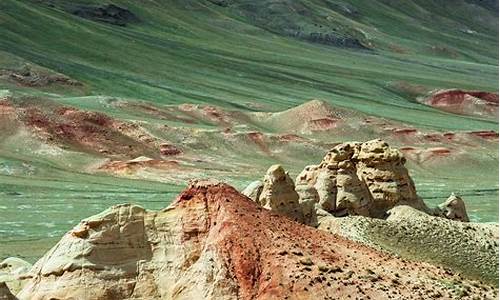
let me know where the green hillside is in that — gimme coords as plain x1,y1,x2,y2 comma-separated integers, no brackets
0,0,497,129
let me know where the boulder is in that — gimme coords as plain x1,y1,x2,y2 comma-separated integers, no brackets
0,257,31,295
436,193,470,222
241,180,263,201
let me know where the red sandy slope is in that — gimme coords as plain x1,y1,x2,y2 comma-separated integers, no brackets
173,181,495,300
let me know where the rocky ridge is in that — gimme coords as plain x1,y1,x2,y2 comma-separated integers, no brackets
13,181,497,299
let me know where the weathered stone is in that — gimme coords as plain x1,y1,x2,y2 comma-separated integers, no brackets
437,193,470,222
241,180,263,202
295,139,426,219
356,139,428,216
0,257,31,295
258,165,304,223
252,139,471,223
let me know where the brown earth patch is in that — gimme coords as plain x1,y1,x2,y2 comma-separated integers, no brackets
428,147,452,156
307,117,338,131
1,66,81,87
160,143,182,156
469,130,499,140
399,147,416,152
276,134,308,142
248,131,270,154
98,157,180,173
393,128,418,135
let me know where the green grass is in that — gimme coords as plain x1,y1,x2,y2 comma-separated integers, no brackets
0,0,497,131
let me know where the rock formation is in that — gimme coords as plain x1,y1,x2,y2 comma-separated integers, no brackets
435,193,470,222
244,139,476,224
297,142,373,217
241,180,263,201
294,139,427,219
356,139,427,216
17,181,496,299
257,165,305,223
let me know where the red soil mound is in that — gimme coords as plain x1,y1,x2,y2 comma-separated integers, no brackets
12,103,181,159
423,89,498,118
17,181,497,299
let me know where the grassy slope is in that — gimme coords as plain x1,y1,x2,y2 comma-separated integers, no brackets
0,0,497,130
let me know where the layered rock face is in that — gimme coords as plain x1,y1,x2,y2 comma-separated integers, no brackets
17,181,495,300
356,139,427,216
247,139,474,224
295,139,427,219
296,142,372,218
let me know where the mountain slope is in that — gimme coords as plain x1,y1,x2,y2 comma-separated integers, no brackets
0,0,497,130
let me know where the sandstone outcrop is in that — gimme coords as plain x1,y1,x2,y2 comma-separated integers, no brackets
18,181,496,299
241,180,263,201
245,139,476,223
435,193,470,222
356,139,427,216
296,142,373,217
294,139,427,219
257,165,305,223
